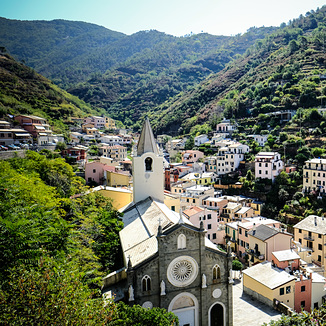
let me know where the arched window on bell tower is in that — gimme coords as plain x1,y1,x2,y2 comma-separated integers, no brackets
145,157,153,171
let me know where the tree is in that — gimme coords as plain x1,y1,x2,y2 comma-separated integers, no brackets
289,39,299,53
0,256,178,326
232,259,243,271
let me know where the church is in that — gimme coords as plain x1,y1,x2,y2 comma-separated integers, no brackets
103,119,233,326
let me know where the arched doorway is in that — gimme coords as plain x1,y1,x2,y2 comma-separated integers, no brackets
209,302,224,326
168,293,198,326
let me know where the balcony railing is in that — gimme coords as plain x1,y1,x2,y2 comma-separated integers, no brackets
303,235,315,241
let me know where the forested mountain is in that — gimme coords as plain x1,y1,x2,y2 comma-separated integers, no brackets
0,17,277,129
0,52,99,133
1,7,326,134
149,6,326,134
68,27,276,129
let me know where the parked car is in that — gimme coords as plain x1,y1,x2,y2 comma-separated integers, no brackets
0,145,8,151
7,144,20,150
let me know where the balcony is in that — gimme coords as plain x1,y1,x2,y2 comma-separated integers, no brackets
303,235,315,241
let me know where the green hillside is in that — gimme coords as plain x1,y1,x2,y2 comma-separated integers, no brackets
149,6,326,134
0,52,99,134
67,27,276,129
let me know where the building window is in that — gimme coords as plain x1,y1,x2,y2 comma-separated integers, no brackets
245,231,248,237
208,214,211,219
280,287,284,295
301,285,305,292
319,244,322,251
208,234,210,239
318,234,322,239
213,233,216,239
301,301,305,308
142,275,151,291
318,255,321,262
93,169,96,173
177,234,186,249
145,157,153,171
239,228,242,234
286,286,291,294
299,238,302,244
213,264,221,280
299,229,302,233
208,224,212,229
171,206,175,211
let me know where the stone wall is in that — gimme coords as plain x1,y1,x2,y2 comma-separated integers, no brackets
0,150,26,160
243,285,273,308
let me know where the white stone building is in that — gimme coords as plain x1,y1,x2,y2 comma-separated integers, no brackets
255,152,284,182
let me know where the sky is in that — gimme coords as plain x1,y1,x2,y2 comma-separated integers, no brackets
1,0,326,36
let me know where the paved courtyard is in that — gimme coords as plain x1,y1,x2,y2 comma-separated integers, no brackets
233,278,282,326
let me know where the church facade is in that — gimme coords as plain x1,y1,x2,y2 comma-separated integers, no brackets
103,119,233,326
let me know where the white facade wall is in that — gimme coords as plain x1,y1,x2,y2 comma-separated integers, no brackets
194,134,209,146
255,152,284,182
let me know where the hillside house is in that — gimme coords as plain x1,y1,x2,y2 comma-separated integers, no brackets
255,152,284,182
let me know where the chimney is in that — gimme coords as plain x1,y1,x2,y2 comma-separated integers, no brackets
300,274,303,281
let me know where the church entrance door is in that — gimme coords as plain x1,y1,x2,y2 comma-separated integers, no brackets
209,303,224,326
168,293,198,326
173,307,195,326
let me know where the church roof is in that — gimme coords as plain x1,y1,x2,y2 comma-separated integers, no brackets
120,197,222,267
120,197,182,266
136,118,159,156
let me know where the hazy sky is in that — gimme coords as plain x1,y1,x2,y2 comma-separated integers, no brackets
1,0,325,36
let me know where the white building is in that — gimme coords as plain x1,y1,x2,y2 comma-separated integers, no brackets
215,119,235,134
100,135,124,146
249,135,268,147
194,134,209,146
207,142,249,176
255,152,284,182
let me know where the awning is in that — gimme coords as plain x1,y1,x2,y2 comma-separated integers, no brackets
38,133,47,136
34,125,45,130
15,133,31,137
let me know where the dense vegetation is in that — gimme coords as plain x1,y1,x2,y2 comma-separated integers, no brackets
263,303,326,325
0,152,177,325
0,52,101,134
2,7,326,134
149,6,326,134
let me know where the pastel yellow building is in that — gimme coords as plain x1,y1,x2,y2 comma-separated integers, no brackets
105,117,116,129
163,192,181,213
293,215,326,270
303,158,326,194
93,186,132,210
243,261,296,310
106,170,130,187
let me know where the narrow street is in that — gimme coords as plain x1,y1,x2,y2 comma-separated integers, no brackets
233,278,282,326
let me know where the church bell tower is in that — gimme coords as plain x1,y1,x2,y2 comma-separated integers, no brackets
132,118,164,203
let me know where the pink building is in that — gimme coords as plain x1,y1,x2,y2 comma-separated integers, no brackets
247,224,293,266
237,217,282,262
182,150,204,164
294,274,312,313
272,249,300,271
85,161,115,185
183,206,222,243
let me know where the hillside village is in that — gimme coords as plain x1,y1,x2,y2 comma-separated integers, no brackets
2,5,326,326
1,110,326,322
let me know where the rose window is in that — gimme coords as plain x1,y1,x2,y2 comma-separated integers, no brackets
172,260,193,282
167,256,198,287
